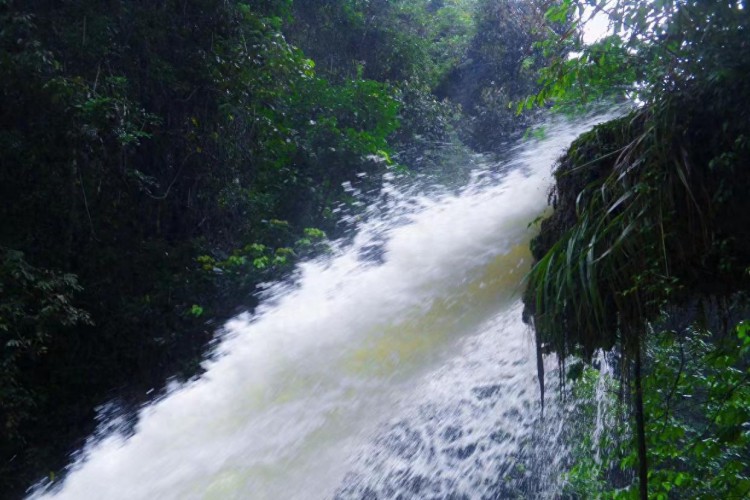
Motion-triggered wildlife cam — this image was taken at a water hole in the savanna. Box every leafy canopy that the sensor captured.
[523,0,749,110]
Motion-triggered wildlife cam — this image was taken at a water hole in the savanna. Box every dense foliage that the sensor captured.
[437,0,550,149]
[525,0,750,108]
[565,315,750,499]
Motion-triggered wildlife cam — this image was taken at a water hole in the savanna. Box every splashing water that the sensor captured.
[30,114,613,500]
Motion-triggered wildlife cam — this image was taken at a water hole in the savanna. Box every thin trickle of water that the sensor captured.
[592,351,616,466]
[30,114,614,500]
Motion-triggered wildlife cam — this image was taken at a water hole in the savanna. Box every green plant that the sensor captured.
[564,319,750,499]
[524,0,750,110]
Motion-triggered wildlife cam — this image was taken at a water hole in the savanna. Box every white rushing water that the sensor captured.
[31,114,612,500]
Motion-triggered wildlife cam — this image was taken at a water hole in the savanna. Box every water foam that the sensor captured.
[31,114,612,500]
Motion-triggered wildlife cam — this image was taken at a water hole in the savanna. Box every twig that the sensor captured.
[144,152,195,200]
[659,332,685,433]
[78,165,100,242]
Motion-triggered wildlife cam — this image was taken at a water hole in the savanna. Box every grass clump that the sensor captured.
[524,91,750,363]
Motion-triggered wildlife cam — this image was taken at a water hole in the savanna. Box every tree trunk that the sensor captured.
[634,335,648,500]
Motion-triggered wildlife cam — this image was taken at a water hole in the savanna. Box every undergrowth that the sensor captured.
[563,314,750,499]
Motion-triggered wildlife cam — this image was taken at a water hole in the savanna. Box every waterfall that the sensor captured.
[30,114,613,500]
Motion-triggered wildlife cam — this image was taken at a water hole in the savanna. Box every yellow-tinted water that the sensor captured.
[31,114,613,500]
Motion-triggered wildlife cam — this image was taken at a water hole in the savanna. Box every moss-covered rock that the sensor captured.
[524,89,750,360]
